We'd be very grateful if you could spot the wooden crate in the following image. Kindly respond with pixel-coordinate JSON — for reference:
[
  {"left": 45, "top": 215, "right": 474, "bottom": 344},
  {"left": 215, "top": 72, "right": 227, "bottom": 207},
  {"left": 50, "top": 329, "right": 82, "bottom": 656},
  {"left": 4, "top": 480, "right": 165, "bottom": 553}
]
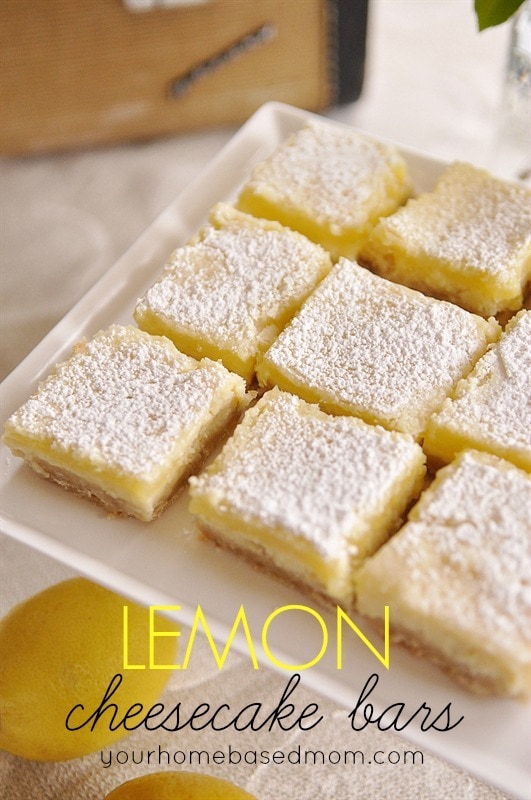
[
  {"left": 0, "top": 0, "right": 367, "bottom": 154},
  {"left": 0, "top": 0, "right": 368, "bottom": 154}
]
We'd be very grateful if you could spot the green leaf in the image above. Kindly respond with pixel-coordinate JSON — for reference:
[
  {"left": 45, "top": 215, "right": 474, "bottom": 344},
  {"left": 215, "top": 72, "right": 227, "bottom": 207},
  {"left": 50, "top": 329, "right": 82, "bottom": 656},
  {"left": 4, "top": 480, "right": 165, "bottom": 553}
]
[{"left": 475, "top": 0, "right": 526, "bottom": 30}]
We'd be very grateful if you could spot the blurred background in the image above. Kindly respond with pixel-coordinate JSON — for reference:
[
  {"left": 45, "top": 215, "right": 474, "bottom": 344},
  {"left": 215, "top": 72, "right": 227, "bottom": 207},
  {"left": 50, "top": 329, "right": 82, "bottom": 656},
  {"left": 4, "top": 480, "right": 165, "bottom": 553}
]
[{"left": 0, "top": 0, "right": 520, "bottom": 381}]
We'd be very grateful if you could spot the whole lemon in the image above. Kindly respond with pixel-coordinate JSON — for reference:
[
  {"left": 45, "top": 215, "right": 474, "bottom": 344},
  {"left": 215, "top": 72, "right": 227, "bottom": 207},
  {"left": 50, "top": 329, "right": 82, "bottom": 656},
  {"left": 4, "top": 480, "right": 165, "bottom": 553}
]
[
  {"left": 104, "top": 771, "right": 258, "bottom": 799},
  {"left": 0, "top": 577, "right": 179, "bottom": 761}
]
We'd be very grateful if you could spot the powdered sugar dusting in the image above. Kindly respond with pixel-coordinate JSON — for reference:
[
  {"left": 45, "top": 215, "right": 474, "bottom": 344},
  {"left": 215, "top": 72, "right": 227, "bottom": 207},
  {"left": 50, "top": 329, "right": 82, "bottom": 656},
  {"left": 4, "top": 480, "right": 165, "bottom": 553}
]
[
  {"left": 244, "top": 121, "right": 410, "bottom": 230},
  {"left": 390, "top": 451, "right": 531, "bottom": 645},
  {"left": 432, "top": 310, "right": 531, "bottom": 453},
  {"left": 377, "top": 162, "right": 531, "bottom": 277},
  {"left": 190, "top": 390, "right": 424, "bottom": 557},
  {"left": 259, "top": 259, "right": 498, "bottom": 437},
  {"left": 136, "top": 224, "right": 330, "bottom": 360},
  {"left": 6, "top": 326, "right": 242, "bottom": 478}
]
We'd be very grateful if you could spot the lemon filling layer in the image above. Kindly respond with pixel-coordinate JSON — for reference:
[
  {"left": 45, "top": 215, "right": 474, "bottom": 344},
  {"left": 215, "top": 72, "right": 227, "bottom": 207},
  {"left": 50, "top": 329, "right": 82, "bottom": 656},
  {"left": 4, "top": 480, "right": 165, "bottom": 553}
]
[
  {"left": 256, "top": 259, "right": 500, "bottom": 438},
  {"left": 360, "top": 161, "right": 531, "bottom": 316},
  {"left": 236, "top": 120, "right": 412, "bottom": 260},
  {"left": 134, "top": 204, "right": 332, "bottom": 383},
  {"left": 356, "top": 451, "right": 531, "bottom": 697},
  {"left": 424, "top": 309, "right": 531, "bottom": 471},
  {"left": 189, "top": 389, "right": 426, "bottom": 605},
  {"left": 3, "top": 325, "right": 247, "bottom": 520}
]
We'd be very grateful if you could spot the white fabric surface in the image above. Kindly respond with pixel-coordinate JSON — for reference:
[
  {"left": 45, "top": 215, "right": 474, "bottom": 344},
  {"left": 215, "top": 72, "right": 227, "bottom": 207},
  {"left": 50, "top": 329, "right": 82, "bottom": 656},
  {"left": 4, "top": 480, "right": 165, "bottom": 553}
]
[{"left": 0, "top": 2, "right": 521, "bottom": 798}]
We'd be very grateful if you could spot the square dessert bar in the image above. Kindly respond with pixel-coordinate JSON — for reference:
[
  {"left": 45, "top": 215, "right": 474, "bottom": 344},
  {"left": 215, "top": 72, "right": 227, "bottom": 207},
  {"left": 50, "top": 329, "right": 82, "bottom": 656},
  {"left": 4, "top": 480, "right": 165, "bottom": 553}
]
[
  {"left": 189, "top": 388, "right": 426, "bottom": 607},
  {"left": 360, "top": 161, "right": 531, "bottom": 317},
  {"left": 134, "top": 204, "right": 332, "bottom": 382},
  {"left": 236, "top": 120, "right": 411, "bottom": 260},
  {"left": 355, "top": 450, "right": 531, "bottom": 697},
  {"left": 424, "top": 310, "right": 531, "bottom": 471},
  {"left": 256, "top": 259, "right": 500, "bottom": 439},
  {"left": 3, "top": 325, "right": 247, "bottom": 521}
]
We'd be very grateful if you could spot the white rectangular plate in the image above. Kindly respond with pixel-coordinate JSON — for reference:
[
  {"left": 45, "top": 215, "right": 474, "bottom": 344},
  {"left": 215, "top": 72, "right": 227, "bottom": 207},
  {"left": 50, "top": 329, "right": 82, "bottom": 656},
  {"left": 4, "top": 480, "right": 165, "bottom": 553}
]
[{"left": 1, "top": 102, "right": 529, "bottom": 799}]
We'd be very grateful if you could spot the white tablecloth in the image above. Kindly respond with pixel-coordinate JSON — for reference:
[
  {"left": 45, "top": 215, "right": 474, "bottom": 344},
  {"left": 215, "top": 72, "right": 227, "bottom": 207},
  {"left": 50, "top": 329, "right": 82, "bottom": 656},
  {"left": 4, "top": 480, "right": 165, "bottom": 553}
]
[{"left": 0, "top": 2, "right": 522, "bottom": 798}]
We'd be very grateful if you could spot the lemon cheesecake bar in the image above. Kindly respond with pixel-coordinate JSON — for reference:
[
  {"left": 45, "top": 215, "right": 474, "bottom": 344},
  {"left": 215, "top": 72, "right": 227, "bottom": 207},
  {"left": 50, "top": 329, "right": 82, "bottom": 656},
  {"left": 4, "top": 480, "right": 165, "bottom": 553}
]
[
  {"left": 256, "top": 259, "right": 500, "bottom": 439},
  {"left": 236, "top": 120, "right": 411, "bottom": 260},
  {"left": 355, "top": 450, "right": 531, "bottom": 697},
  {"left": 3, "top": 325, "right": 247, "bottom": 521},
  {"left": 134, "top": 204, "right": 332, "bottom": 382},
  {"left": 189, "top": 388, "right": 426, "bottom": 606},
  {"left": 360, "top": 161, "right": 531, "bottom": 317},
  {"left": 424, "top": 310, "right": 531, "bottom": 471}
]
